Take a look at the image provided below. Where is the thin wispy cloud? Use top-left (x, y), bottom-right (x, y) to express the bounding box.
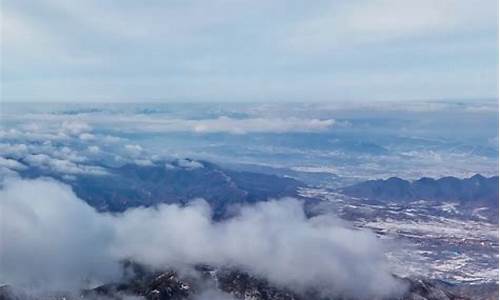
top-left (1, 0), bottom-right (497, 102)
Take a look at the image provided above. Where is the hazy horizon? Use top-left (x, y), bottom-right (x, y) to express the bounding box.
top-left (2, 97), bottom-right (499, 105)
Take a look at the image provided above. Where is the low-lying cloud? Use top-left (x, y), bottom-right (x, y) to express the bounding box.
top-left (0, 177), bottom-right (404, 299)
top-left (23, 154), bottom-right (108, 176)
top-left (3, 113), bottom-right (335, 135)
top-left (0, 177), bottom-right (120, 291)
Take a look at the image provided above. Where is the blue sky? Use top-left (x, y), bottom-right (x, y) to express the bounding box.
top-left (1, 0), bottom-right (498, 102)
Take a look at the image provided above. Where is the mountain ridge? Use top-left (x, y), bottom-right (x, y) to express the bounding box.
top-left (16, 158), bottom-right (304, 217)
top-left (338, 174), bottom-right (498, 205)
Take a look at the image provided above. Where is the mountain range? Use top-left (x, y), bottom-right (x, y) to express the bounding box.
top-left (0, 263), bottom-right (476, 300)
top-left (5, 159), bottom-right (499, 300)
top-left (18, 159), bottom-right (303, 217)
top-left (17, 158), bottom-right (499, 216)
top-left (338, 174), bottom-right (498, 205)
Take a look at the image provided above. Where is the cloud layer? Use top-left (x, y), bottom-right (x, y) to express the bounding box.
top-left (1, 100), bottom-right (497, 181)
top-left (0, 177), bottom-right (404, 298)
top-left (2, 0), bottom-right (498, 102)
top-left (2, 113), bottom-right (336, 135)
top-left (0, 177), bottom-right (120, 291)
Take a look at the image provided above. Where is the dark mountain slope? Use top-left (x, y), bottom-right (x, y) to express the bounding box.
top-left (80, 266), bottom-right (472, 300)
top-left (339, 174), bottom-right (498, 206)
top-left (18, 159), bottom-right (303, 216)
top-left (1, 262), bottom-right (468, 300)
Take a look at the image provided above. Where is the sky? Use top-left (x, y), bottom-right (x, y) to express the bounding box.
top-left (1, 0), bottom-right (498, 103)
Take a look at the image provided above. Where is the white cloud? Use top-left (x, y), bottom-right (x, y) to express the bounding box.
top-left (0, 177), bottom-right (405, 298)
top-left (113, 199), bottom-right (403, 298)
top-left (52, 146), bottom-right (87, 163)
top-left (0, 120), bottom-right (91, 142)
top-left (79, 133), bottom-right (96, 140)
top-left (102, 135), bottom-right (125, 143)
top-left (0, 128), bottom-right (67, 142)
top-left (175, 159), bottom-right (204, 170)
top-left (0, 157), bottom-right (27, 171)
top-left (87, 145), bottom-right (100, 154)
top-left (62, 120), bottom-right (92, 135)
top-left (2, 112), bottom-right (336, 134)
top-left (0, 143), bottom-right (29, 158)
top-left (0, 177), bottom-right (121, 291)
top-left (23, 154), bottom-right (107, 175)
top-left (190, 116), bottom-right (335, 134)
top-left (288, 0), bottom-right (498, 51)
top-left (192, 289), bottom-right (237, 300)
top-left (133, 159), bottom-right (154, 166)
top-left (124, 144), bottom-right (144, 158)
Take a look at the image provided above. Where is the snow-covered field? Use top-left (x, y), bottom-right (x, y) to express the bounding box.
top-left (299, 187), bottom-right (499, 285)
